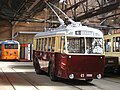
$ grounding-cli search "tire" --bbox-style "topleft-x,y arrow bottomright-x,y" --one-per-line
33,58 -> 42,74
49,63 -> 57,81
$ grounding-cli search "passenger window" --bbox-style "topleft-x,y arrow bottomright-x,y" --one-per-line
39,39 -> 41,50
44,38 -> 47,51
51,37 -> 55,52
41,38 -> 44,51
113,37 -> 120,52
36,39 -> 39,50
105,39 -> 111,52
60,36 -> 65,53
48,38 -> 51,51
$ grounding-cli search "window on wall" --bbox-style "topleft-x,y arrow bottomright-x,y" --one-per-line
113,37 -> 120,52
105,39 -> 111,52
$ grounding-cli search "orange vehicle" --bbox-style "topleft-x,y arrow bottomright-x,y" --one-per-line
0,40 -> 20,60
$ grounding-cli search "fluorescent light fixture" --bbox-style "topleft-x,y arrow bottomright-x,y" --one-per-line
59,0 -> 66,3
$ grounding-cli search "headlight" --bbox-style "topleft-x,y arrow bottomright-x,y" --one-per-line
97,74 -> 102,79
6,51 -> 8,54
69,74 -> 74,79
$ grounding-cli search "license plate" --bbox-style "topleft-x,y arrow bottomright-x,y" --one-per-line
108,60 -> 114,63
86,74 -> 92,77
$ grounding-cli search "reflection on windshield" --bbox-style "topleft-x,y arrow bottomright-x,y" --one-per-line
86,38 -> 103,54
67,37 -> 85,53
67,37 -> 103,54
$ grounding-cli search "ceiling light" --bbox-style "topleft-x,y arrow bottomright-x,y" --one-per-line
59,0 -> 66,3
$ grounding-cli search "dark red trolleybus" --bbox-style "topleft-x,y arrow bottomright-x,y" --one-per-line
33,22 -> 105,81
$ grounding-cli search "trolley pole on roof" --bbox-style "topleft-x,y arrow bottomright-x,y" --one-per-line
45,1 -> 82,27
45,1 -> 65,26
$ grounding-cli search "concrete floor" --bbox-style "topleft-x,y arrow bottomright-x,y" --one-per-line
0,62 -> 120,90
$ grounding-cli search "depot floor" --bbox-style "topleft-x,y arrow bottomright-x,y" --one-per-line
0,62 -> 120,90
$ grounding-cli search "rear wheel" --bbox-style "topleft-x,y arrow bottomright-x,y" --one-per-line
49,63 -> 57,81
33,58 -> 42,74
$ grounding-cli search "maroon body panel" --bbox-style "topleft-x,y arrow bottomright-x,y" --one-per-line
67,54 -> 104,79
33,50 -> 105,79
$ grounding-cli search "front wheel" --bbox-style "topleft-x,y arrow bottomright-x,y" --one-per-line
49,63 -> 57,81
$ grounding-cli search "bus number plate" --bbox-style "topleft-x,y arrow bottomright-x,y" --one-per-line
86,74 -> 92,77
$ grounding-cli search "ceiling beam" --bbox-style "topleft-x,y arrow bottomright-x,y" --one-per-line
99,12 -> 120,20
12,18 -> 59,23
63,0 -> 87,12
75,1 -> 120,21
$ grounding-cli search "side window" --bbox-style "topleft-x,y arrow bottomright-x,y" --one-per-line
55,36 -> 61,52
105,39 -> 111,52
51,37 -> 55,52
58,37 -> 61,52
113,37 -> 120,52
48,37 -> 51,51
39,39 -> 41,50
60,36 -> 65,53
44,38 -> 47,51
80,37 -> 85,53
42,38 -> 45,51
36,39 -> 39,50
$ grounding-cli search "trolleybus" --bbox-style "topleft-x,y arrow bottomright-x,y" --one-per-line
104,33 -> 120,72
33,24 -> 105,81
0,40 -> 20,60
33,2 -> 105,81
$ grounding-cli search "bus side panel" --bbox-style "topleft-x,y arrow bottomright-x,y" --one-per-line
33,50 -> 56,73
55,53 -> 68,79
33,51 -> 69,79
41,51 -> 55,72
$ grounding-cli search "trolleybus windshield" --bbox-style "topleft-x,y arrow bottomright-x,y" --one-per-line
67,37 -> 103,54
